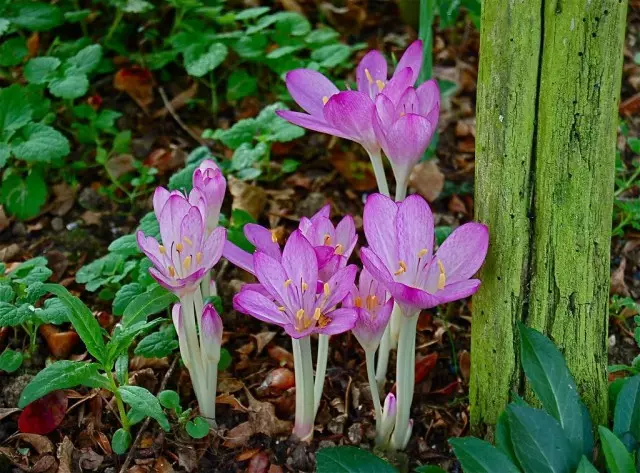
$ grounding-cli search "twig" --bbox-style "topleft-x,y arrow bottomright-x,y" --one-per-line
118,357 -> 179,473
158,86 -> 207,147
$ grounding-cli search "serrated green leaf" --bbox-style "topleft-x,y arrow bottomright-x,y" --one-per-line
49,72 -> 89,99
227,69 -> 257,101
37,298 -> 70,325
106,319 -> 164,364
108,234 -> 140,256
113,283 -> 144,316
449,437 -> 520,473
613,374 -> 640,442
213,118 -> 258,149
599,426 -> 635,473
186,416 -> 210,438
122,285 -> 177,327
231,142 -> 267,171
185,43 -> 228,77
1,172 -> 47,220
42,283 -> 107,365
234,7 -> 270,20
0,284 -> 15,303
8,2 -> 64,31
311,44 -> 352,68
13,265 -> 52,285
134,327 -> 179,358
518,323 -> 593,458
0,85 -> 32,132
316,446 -> 397,473
0,37 -> 27,67
67,44 -> 102,74
24,57 -> 61,84
118,385 -> 169,431
11,123 -> 70,163
0,349 -> 23,373
19,361 -> 103,407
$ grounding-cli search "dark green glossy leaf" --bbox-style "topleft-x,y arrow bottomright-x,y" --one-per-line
449,437 -> 520,473
613,374 -> 640,441
316,446 -> 397,473
598,426 -> 635,473
122,285 -> 177,327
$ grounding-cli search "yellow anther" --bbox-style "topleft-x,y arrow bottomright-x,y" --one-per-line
322,95 -> 329,105
158,245 -> 166,254
437,260 -> 446,290
364,68 -> 373,84
323,234 -> 332,246
354,296 -> 363,308
303,318 -> 313,329
400,111 -> 406,117
418,248 -> 429,258
284,279 -> 292,288
376,79 -> 385,91
196,252 -> 203,264
323,282 -> 330,297
176,243 -> 184,252
301,282 -> 309,292
271,231 -> 278,243
313,307 -> 322,320
183,255 -> 192,270
318,314 -> 331,328
366,295 -> 377,310
394,261 -> 407,276
335,244 -> 344,255
183,236 -> 193,246
278,306 -> 286,312
296,308 -> 305,320
168,266 -> 176,277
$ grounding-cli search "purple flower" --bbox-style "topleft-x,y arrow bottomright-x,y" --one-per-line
222,222 -> 281,275
360,193 -> 488,315
373,80 -> 440,197
233,230 -> 358,339
344,268 -> 394,353
137,187 -> 226,295
192,159 -> 226,233
276,40 -> 424,156
201,303 -> 223,359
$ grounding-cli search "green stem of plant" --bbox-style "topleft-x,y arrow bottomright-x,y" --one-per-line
106,370 -> 130,431
106,10 -> 124,41
418,0 -> 434,84
614,166 -> 640,197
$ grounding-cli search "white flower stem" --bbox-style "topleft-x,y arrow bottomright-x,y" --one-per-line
313,334 -> 329,416
292,336 -> 315,441
391,312 -> 418,451
365,350 -> 383,439
390,302 -> 402,349
368,151 -> 390,197
392,167 -> 409,201
375,324 -> 391,389
200,271 -> 211,299
192,287 -> 218,426
180,292 -> 207,419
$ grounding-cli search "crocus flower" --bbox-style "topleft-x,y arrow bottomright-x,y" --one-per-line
344,268 -> 393,353
372,80 -> 440,200
137,187 -> 226,295
233,230 -> 358,339
201,303 -> 223,361
360,193 -> 488,316
222,222 -> 280,275
192,159 -> 226,234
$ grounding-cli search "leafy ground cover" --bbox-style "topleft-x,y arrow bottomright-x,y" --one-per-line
0,0 -> 639,472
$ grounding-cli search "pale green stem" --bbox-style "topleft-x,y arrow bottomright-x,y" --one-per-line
368,150 -> 390,196
391,312 -> 418,451
106,370 -> 130,431
390,302 -> 403,349
200,271 -> 211,299
365,350 -> 383,440
181,292 -> 206,415
375,324 -> 391,389
292,336 -> 315,441
392,166 -> 410,202
313,334 -> 329,415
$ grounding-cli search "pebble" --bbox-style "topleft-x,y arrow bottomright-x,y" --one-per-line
347,423 -> 363,444
78,187 -> 105,210
12,222 -> 26,237
327,414 -> 347,435
51,217 -> 64,232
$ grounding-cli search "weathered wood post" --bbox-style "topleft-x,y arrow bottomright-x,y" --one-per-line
470,0 -> 628,433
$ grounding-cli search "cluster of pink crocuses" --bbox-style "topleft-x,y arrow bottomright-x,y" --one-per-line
136,40 -> 488,452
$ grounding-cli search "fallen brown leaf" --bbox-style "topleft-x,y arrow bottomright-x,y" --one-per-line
328,151 -> 377,192
252,332 -> 276,355
229,176 -> 267,220
39,325 -> 79,359
14,433 -> 54,454
410,161 -> 445,203
30,454 -> 56,473
611,258 -> 630,296
56,436 -> 74,473
620,92 -> 640,116
247,451 -> 270,473
236,448 -> 261,462
153,456 -> 175,473
114,66 -> 155,110
153,82 -> 198,119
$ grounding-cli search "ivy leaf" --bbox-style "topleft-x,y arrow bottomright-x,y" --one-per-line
11,123 -> 70,163
0,172 -> 47,220
118,386 -> 170,431
67,45 -> 102,74
186,417 -> 210,439
19,361 -> 104,407
231,142 -> 267,171
185,43 -> 228,77
0,349 -> 23,373
24,57 -> 61,84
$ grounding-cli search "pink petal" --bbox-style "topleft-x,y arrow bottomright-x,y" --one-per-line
314,246 -> 336,269
223,241 -> 254,274
436,279 -> 481,304
136,231 -> 166,270
363,193 -> 398,270
311,204 -> 331,222
233,288 -> 287,326
356,50 -> 388,98
360,247 -> 394,286
384,113 -> 434,165
396,195 -> 434,268
158,194 -> 191,248
201,303 -> 223,344
323,91 -> 378,153
276,110 -> 349,139
153,187 -> 171,218
396,87 -> 420,116
254,251 -> 290,306
201,226 -> 226,269
394,40 -> 423,85
374,94 -> 396,129
285,69 -> 340,117
352,299 -> 393,351
180,206 -> 205,250
381,67 -> 413,105
435,223 -> 489,284
416,79 -> 440,122
315,307 -> 357,336
282,230 -> 318,291
148,266 -> 181,292
335,215 -> 357,258
389,282 -> 440,312
244,224 -> 281,260
322,264 -> 357,309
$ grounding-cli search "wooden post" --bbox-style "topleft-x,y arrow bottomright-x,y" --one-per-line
470,0 -> 627,432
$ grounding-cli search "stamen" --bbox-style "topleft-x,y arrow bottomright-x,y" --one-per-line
183,236 -> 193,246
418,248 -> 429,258
318,314 -> 331,328
278,306 -> 286,312
168,266 -> 176,277
437,260 -> 446,290
301,282 -> 309,292
394,261 -> 407,275
364,68 -> 374,84
176,243 -> 184,253
296,308 -> 305,320
354,296 -> 363,308
271,231 -> 278,243
335,244 -> 344,255
366,295 -> 377,310
323,234 -> 332,246
183,255 -> 192,270
376,79 -> 385,91
322,96 -> 329,105
284,279 -> 292,288
313,307 -> 322,320
196,252 -> 203,264
323,283 -> 330,297
158,245 -> 166,254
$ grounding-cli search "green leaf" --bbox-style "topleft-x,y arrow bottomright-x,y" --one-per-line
311,44 -> 352,68
1,172 -> 47,220
113,283 -> 144,316
506,404 -> 578,473
0,143 -> 10,168
134,327 -> 179,358
49,72 -> 89,99
306,27 -> 339,45
11,123 -> 70,163
118,386 -> 170,431
185,43 -> 228,77
0,84 -> 32,132
19,361 -> 103,407
8,2 -> 64,31
448,437 -> 520,473
255,103 -> 304,143
235,7 -> 270,20
123,0 -> 154,13
37,298 -> 71,325
42,283 -> 107,365
111,428 -> 132,454
518,324 -> 593,458
122,285 -> 177,327
316,446 -> 397,473
24,57 -> 61,84
106,319 -> 164,364
0,284 -> 15,303
115,355 -> 128,385
435,226 -> 453,245
495,410 -> 520,467
0,302 -> 30,326
233,34 -> 267,59
0,19 -> 10,37
575,457 -> 599,473
108,234 -> 140,256
613,374 -> 640,442
158,390 -> 180,410
414,467 -> 446,473
185,417 -> 210,439
67,45 -> 102,74
227,69 -> 257,101
213,118 -> 258,149
231,142 -> 267,171
598,426 -> 635,473
628,137 -> 640,155
13,265 -> 52,285
0,37 -> 27,67
0,349 -> 23,373
218,347 -> 232,371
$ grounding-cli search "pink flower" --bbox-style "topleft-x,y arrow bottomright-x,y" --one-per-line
276,41 -> 424,155
233,231 -> 357,339
344,268 -> 394,353
201,303 -> 223,359
373,80 -> 440,197
137,187 -> 226,295
192,160 -> 226,233
360,193 -> 488,314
